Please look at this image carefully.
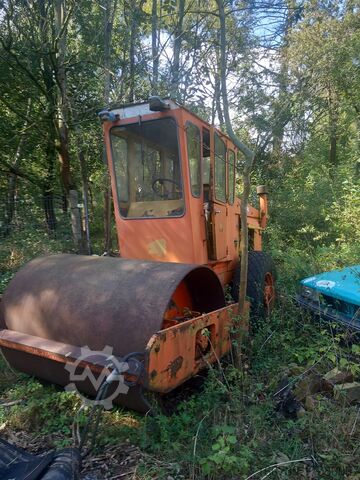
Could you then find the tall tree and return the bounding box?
[128,0,146,102]
[151,0,159,93]
[3,99,32,235]
[54,0,74,193]
[170,0,185,99]
[103,0,117,254]
[217,0,255,368]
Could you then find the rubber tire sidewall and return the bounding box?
[231,251,276,318]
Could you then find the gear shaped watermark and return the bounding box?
[64,345,129,410]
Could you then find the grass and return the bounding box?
[0,300,359,479]
[0,229,359,479]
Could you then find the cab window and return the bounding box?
[186,122,201,197]
[110,118,184,218]
[228,150,235,204]
[214,133,226,202]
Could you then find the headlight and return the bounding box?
[300,285,320,302]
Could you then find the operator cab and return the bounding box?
[101,98,264,282]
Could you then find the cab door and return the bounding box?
[211,129,228,260]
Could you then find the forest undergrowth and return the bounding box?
[0,228,359,479]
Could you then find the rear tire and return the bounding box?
[231,251,276,317]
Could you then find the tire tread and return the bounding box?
[231,251,276,317]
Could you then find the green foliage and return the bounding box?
[0,226,74,293]
[0,298,359,478]
[198,425,253,476]
[266,145,360,294]
[0,367,84,447]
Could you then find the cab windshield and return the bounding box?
[110,118,184,218]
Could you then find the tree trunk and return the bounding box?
[151,0,159,94]
[43,130,57,234]
[171,0,185,99]
[55,0,84,249]
[3,99,32,235]
[328,87,339,167]
[54,0,74,193]
[103,181,113,254]
[129,9,136,103]
[69,190,83,251]
[78,139,92,255]
[4,174,17,236]
[356,115,360,179]
[272,57,287,156]
[329,129,337,166]
[37,0,58,231]
[272,0,296,157]
[214,40,224,128]
[217,0,255,369]
[103,0,114,103]
[128,1,145,102]
[103,0,117,254]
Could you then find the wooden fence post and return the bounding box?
[69,189,83,252]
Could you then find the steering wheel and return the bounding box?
[152,178,182,199]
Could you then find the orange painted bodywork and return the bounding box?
[144,301,250,392]
[145,305,236,392]
[102,102,267,284]
[102,100,266,393]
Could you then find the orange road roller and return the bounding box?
[0,97,276,412]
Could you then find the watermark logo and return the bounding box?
[64,345,129,410]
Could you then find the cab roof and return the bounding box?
[105,98,234,146]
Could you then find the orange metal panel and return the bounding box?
[145,304,237,392]
[180,110,210,265]
[102,103,265,282]
[259,193,268,229]
[212,204,228,259]
[225,197,240,263]
[208,260,235,286]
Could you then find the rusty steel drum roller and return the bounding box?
[0,254,225,412]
